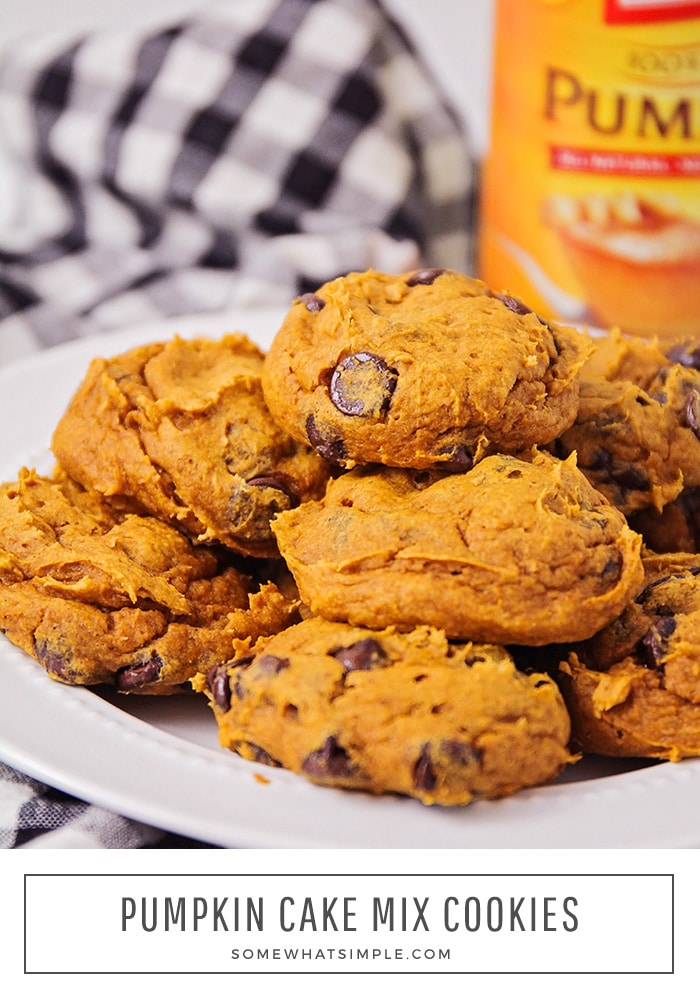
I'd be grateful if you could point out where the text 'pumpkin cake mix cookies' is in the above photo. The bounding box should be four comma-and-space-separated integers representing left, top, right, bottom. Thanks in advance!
0, 468, 300, 692
51, 334, 330, 557
193, 618, 574, 806
261, 268, 592, 470
271, 450, 644, 646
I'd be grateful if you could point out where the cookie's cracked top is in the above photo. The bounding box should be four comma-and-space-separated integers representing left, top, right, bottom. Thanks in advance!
0, 468, 300, 692
271, 450, 644, 646
262, 268, 592, 470
51, 334, 330, 557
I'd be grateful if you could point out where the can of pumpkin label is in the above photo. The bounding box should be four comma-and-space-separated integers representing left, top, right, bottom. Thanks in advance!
479, 0, 700, 346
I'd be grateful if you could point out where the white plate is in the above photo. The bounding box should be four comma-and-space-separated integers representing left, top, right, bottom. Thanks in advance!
1, 311, 700, 849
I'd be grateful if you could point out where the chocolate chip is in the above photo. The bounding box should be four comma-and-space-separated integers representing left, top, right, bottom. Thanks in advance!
305, 413, 346, 463
299, 293, 325, 312
441, 739, 483, 767
640, 615, 677, 672
589, 448, 612, 471
255, 654, 290, 675
207, 663, 232, 712
329, 352, 398, 418
686, 390, 700, 438
636, 573, 677, 605
435, 445, 473, 472
236, 741, 282, 767
34, 642, 70, 679
330, 638, 388, 672
413, 746, 437, 792
302, 736, 356, 779
496, 292, 534, 315
599, 552, 623, 586
115, 651, 163, 691
611, 466, 650, 491
220, 654, 255, 702
406, 268, 445, 286
246, 474, 300, 507
667, 344, 700, 369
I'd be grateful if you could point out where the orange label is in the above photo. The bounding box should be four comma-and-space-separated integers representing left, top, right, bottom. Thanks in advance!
479, 0, 700, 344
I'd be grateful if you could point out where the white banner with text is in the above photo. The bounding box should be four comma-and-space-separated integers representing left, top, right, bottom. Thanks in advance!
23, 871, 673, 975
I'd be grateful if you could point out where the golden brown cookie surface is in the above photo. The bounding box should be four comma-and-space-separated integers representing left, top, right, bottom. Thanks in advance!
193, 618, 574, 806
553, 332, 700, 515
262, 268, 591, 470
51, 334, 329, 557
271, 451, 644, 645
0, 469, 300, 692
559, 552, 700, 759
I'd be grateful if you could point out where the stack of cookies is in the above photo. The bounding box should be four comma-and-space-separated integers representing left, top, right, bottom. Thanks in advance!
2, 268, 700, 808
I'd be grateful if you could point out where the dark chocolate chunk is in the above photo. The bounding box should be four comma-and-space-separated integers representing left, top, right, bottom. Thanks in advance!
441, 739, 483, 767
299, 292, 325, 311
667, 344, 700, 370
302, 735, 356, 779
207, 663, 232, 711
246, 474, 300, 507
686, 390, 700, 438
329, 352, 398, 418
255, 654, 290, 675
435, 445, 473, 472
34, 642, 70, 680
406, 268, 445, 286
330, 637, 388, 672
611, 465, 651, 492
116, 651, 163, 691
305, 413, 346, 463
640, 615, 677, 672
599, 552, 623, 587
413, 745, 437, 792
236, 741, 282, 767
217, 654, 254, 705
496, 292, 533, 315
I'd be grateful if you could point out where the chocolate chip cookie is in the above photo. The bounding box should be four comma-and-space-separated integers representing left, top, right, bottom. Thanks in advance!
51, 334, 329, 557
559, 552, 700, 759
629, 488, 700, 554
271, 450, 644, 645
553, 334, 700, 515
261, 268, 591, 470
0, 468, 300, 692
193, 617, 574, 805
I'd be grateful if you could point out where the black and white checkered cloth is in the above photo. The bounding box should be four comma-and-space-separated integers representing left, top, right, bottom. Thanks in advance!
0, 0, 475, 367
0, 762, 215, 848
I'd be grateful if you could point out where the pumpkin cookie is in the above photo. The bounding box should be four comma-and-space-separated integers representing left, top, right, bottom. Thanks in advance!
193, 617, 574, 806
271, 451, 644, 645
51, 334, 329, 557
629, 488, 700, 554
261, 268, 591, 470
553, 332, 700, 515
0, 468, 300, 692
559, 552, 700, 759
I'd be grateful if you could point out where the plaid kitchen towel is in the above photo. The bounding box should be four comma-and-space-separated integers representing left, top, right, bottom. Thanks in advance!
0, 0, 475, 365
0, 761, 214, 848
